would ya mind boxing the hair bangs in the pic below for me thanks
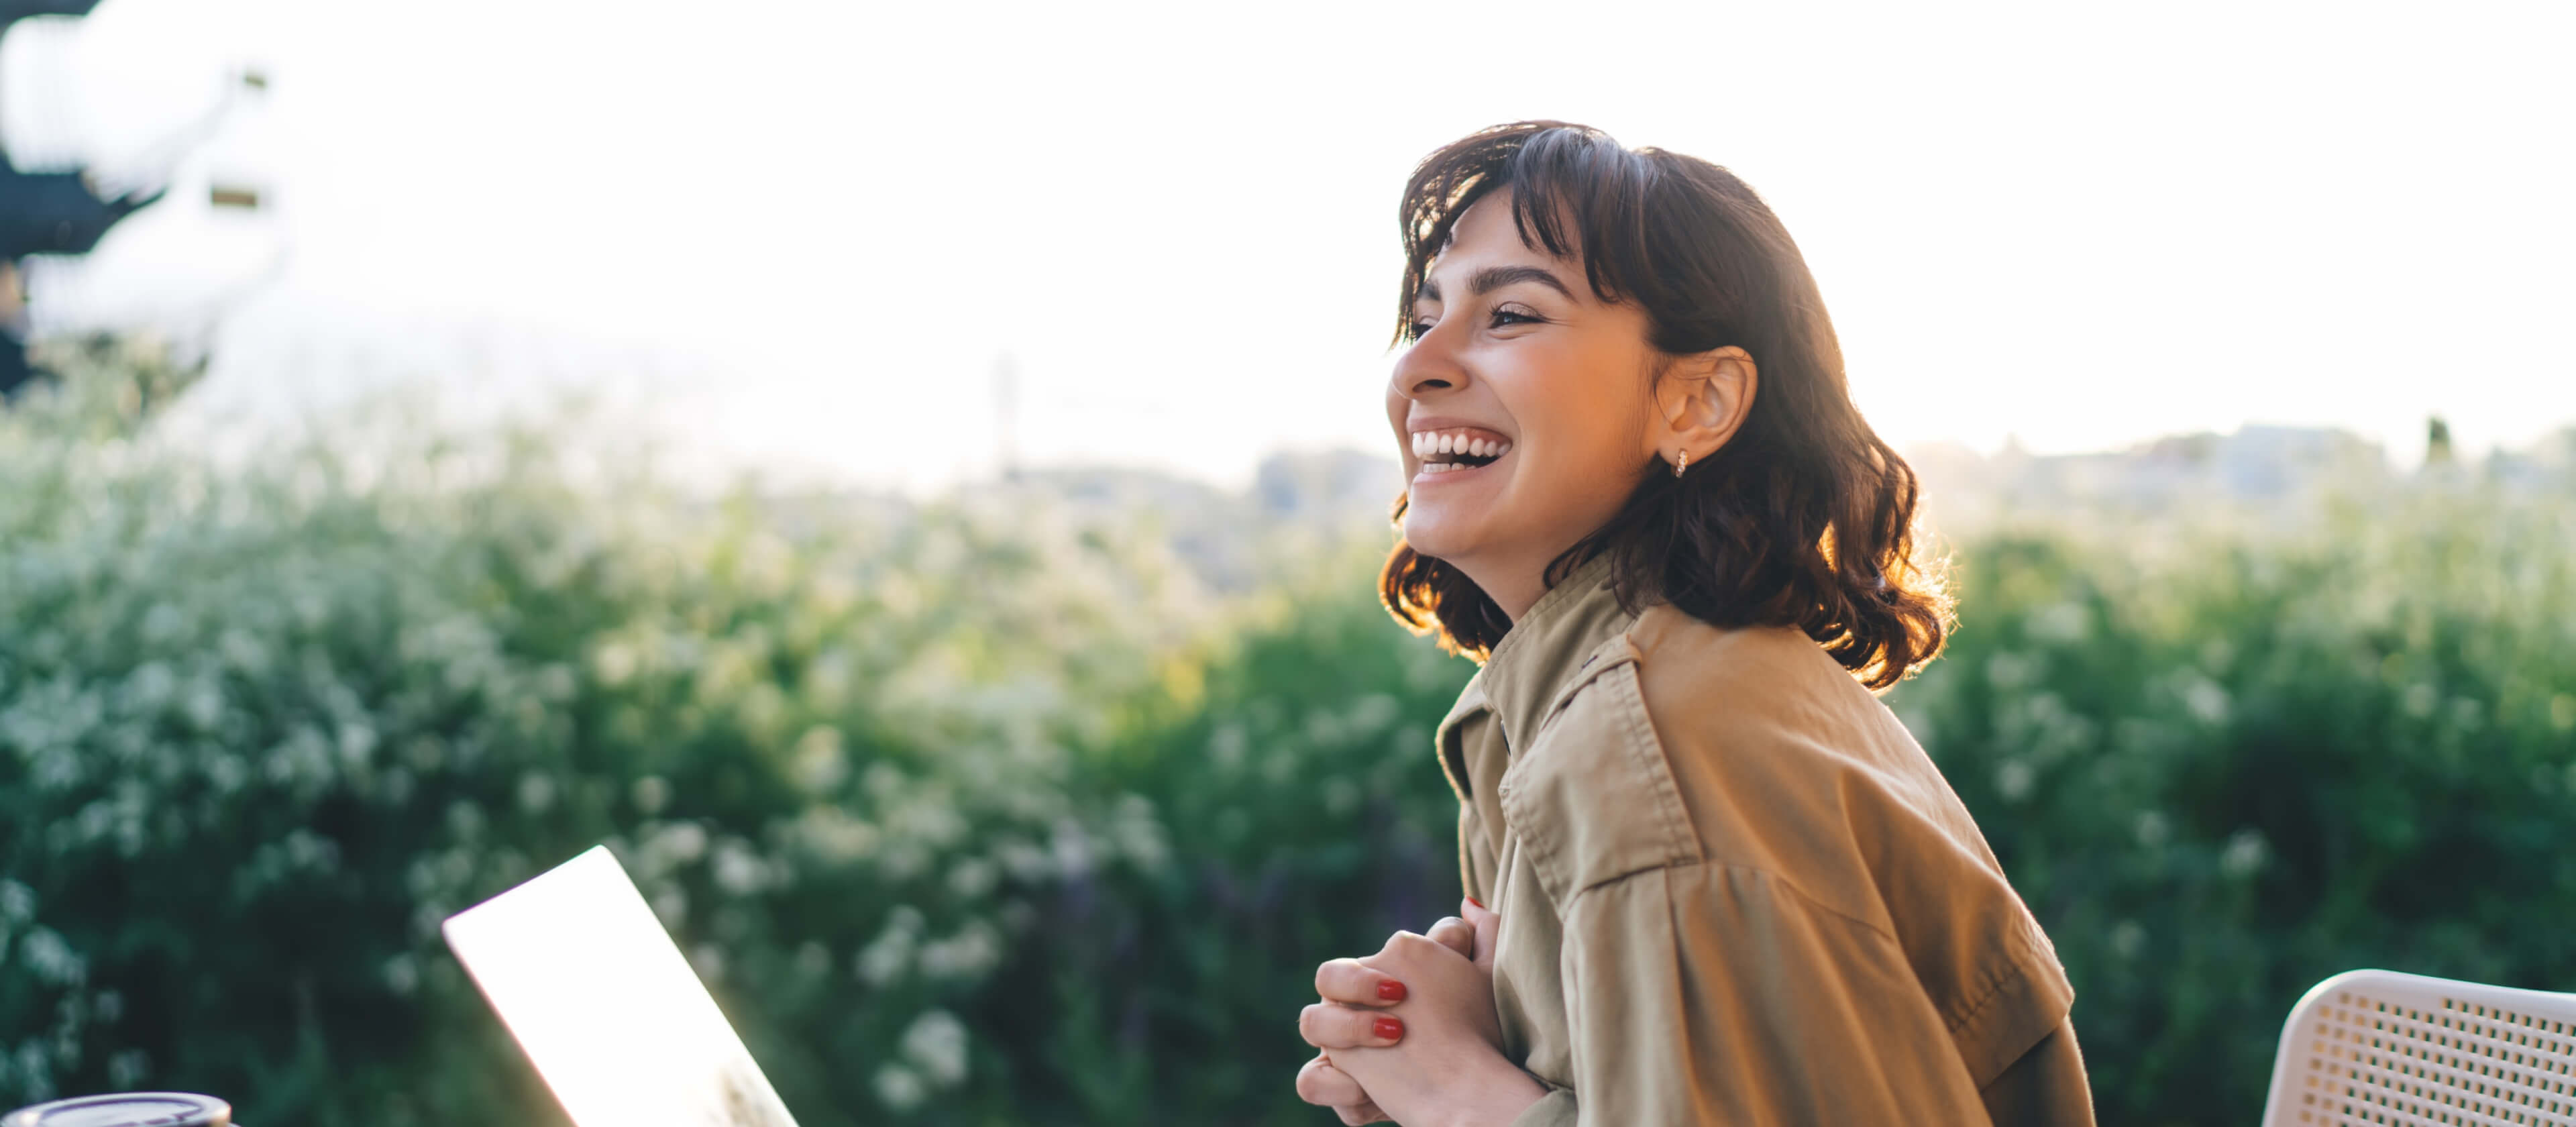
[1393,121,1660,347]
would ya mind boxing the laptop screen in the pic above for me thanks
[442,847,800,1127]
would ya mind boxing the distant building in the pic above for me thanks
[0,1,164,396]
[1252,447,1399,524]
[1910,425,2398,527]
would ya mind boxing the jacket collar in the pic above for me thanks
[1478,553,1638,759]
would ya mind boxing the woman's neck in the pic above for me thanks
[1457,543,1603,625]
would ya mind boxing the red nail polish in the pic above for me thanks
[1466,896,1485,910]
[1377,979,1407,1002]
[1374,1016,1404,1040]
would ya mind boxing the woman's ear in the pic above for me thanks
[1656,345,1758,469]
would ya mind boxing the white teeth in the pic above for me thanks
[1409,429,1513,465]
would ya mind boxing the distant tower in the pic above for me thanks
[0,1,164,395]
[1,3,268,398]
[992,352,1019,481]
[2425,415,2454,467]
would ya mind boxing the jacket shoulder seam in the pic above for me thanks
[1560,857,1903,949]
[1531,635,1641,730]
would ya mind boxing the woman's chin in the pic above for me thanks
[1400,511,1483,561]
[1405,460,1510,553]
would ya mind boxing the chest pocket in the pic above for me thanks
[1493,653,1703,907]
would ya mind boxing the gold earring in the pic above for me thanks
[1672,449,1689,478]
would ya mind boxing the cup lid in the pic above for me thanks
[1,1093,230,1127]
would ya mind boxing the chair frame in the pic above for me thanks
[2261,968,2576,1126]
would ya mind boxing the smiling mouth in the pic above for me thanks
[1411,428,1511,474]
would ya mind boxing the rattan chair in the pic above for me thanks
[2260,968,2576,1126]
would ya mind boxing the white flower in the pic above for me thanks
[899,1009,970,1087]
[855,906,922,987]
[872,1063,925,1111]
[2220,828,2269,879]
[916,921,1001,981]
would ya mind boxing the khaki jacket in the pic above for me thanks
[1438,557,2095,1126]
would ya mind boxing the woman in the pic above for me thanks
[1290,122,2094,1126]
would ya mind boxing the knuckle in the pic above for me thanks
[1336,977,1389,1006]
[1305,1067,1358,1106]
[1316,957,1363,995]
[1300,1002,1364,1047]
[1294,1058,1330,1104]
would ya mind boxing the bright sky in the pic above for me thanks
[11,0,2573,490]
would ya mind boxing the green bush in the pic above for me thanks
[4,348,2572,1125]
[0,350,1470,1126]
[1888,492,2576,1124]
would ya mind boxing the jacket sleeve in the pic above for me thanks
[1509,861,2013,1127]
[1978,1018,2096,1126]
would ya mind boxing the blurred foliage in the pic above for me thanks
[1893,490,2576,1124]
[3,347,2573,1125]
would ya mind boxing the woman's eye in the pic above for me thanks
[1489,307,1540,327]
[1408,321,1436,339]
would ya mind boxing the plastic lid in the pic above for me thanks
[0,1093,229,1127]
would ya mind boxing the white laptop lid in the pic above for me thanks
[442,846,800,1127]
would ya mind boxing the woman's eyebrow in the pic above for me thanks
[1470,265,1575,299]
[1420,265,1576,306]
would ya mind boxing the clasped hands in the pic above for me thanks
[1293,898,1546,1127]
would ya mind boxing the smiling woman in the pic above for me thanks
[1292,122,2096,1126]
[1378,124,1945,683]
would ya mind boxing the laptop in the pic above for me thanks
[442,847,801,1127]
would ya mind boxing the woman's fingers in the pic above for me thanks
[1314,956,1409,1006]
[1424,914,1474,959]
[1300,1002,1405,1049]
[1295,1053,1368,1106]
[1295,1054,1392,1124]
[1462,896,1502,971]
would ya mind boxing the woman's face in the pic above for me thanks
[1387,191,1663,616]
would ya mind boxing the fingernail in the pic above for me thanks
[1466,896,1485,910]
[1374,1016,1404,1040]
[1377,979,1407,1002]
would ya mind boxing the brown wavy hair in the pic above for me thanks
[1378,121,1951,690]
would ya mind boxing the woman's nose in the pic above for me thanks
[1390,327,1465,399]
